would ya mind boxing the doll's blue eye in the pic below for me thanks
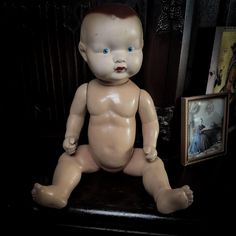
[103,48,109,54]
[128,46,134,52]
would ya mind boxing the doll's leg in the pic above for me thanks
[32,145,99,209]
[123,148,193,214]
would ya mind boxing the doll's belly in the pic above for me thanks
[88,116,136,171]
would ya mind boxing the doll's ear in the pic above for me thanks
[79,42,88,62]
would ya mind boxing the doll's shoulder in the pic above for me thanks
[139,88,153,100]
[73,83,88,99]
[138,89,155,108]
[76,82,88,91]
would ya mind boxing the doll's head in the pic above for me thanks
[79,4,143,85]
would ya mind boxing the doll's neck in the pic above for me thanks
[97,78,130,86]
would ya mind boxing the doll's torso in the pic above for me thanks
[86,79,140,171]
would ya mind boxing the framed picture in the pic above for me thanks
[206,26,236,96]
[206,26,236,132]
[181,93,229,166]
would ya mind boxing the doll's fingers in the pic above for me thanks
[67,148,76,155]
[152,150,158,156]
[145,149,157,157]
[69,137,76,145]
[145,152,158,162]
[147,156,158,162]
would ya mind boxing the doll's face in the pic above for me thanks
[79,13,143,84]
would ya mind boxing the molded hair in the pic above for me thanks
[84,3,138,19]
[79,3,143,48]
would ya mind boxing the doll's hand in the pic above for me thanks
[63,137,78,155]
[143,146,158,162]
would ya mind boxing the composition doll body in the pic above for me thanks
[32,4,193,214]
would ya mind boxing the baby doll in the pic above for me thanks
[32,4,193,214]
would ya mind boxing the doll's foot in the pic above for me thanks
[32,183,68,209]
[155,185,193,214]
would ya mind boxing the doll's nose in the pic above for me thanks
[113,51,126,63]
[115,58,126,63]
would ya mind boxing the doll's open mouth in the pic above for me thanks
[115,67,127,73]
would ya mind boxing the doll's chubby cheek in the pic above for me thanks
[89,62,111,77]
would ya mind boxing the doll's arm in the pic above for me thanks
[63,83,88,155]
[138,89,159,161]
